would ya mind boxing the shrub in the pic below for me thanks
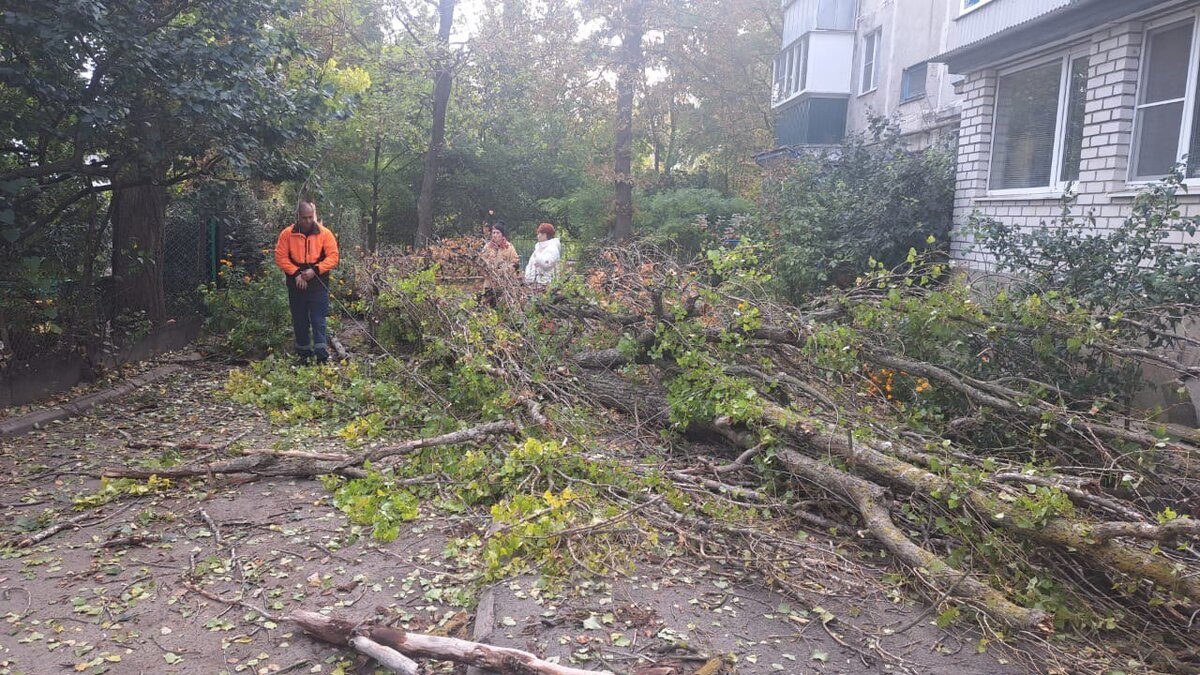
[759,118,955,300]
[970,170,1200,346]
[637,188,752,256]
[200,258,291,356]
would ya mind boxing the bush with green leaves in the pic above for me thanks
[759,118,955,300]
[637,188,752,256]
[200,259,291,357]
[970,170,1200,347]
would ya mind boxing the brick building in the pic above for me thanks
[937,0,1200,267]
[769,0,959,150]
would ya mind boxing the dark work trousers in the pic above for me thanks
[287,279,329,359]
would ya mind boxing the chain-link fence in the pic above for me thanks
[164,216,216,319]
[509,237,583,268]
[1,225,215,370]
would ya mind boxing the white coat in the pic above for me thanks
[524,237,562,284]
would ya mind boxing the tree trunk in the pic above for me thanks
[369,137,381,252]
[612,0,644,243]
[111,154,167,324]
[415,0,457,248]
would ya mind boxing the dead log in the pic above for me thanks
[1090,517,1200,543]
[291,610,614,675]
[756,403,1200,605]
[349,636,419,675]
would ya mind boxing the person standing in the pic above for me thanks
[479,221,519,305]
[274,200,340,363]
[524,222,562,285]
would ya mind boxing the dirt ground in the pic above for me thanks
[1,359,1057,674]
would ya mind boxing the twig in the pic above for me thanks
[198,508,223,545]
[181,580,280,623]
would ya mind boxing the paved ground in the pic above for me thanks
[1,360,1051,674]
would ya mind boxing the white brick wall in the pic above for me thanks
[951,14,1200,270]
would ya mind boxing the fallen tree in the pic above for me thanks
[152,239,1200,672]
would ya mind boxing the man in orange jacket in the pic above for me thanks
[274,200,340,363]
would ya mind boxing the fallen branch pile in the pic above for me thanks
[366,244,1200,668]
[86,243,1200,672]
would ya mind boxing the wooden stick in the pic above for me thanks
[358,420,519,464]
[291,610,613,675]
[16,512,95,548]
[349,636,418,675]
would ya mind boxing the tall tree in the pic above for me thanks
[415,0,457,247]
[612,0,646,242]
[0,0,351,323]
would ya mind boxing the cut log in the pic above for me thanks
[349,636,419,675]
[291,610,615,675]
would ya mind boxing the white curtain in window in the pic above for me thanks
[990,62,1062,189]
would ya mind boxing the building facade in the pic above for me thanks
[937,0,1200,266]
[770,0,960,149]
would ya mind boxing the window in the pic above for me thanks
[901,63,928,102]
[776,96,848,147]
[989,54,1090,191]
[961,0,993,13]
[771,37,811,105]
[1131,21,1200,180]
[861,30,880,94]
[1060,57,1090,182]
[815,0,856,31]
[794,38,808,94]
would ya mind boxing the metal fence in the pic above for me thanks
[1,221,214,369]
[509,237,584,268]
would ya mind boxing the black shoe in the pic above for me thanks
[314,349,330,364]
[295,350,314,364]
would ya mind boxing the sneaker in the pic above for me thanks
[295,349,314,364]
[314,349,330,364]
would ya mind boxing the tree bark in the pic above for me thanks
[612,0,645,243]
[415,0,457,248]
[369,136,381,252]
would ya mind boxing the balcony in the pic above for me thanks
[771,31,854,107]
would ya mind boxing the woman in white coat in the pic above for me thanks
[524,222,562,285]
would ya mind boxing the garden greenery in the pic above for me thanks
[759,118,955,300]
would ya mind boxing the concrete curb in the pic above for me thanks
[465,585,497,675]
[466,519,503,675]
[0,364,183,439]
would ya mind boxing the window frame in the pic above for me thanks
[986,49,1091,196]
[1128,14,1200,183]
[771,36,808,107]
[959,0,995,17]
[860,28,881,95]
[900,62,928,103]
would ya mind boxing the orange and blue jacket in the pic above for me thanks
[274,223,339,284]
